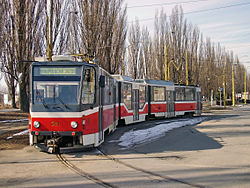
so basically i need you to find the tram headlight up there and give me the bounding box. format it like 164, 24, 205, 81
71, 121, 78, 129
33, 121, 40, 128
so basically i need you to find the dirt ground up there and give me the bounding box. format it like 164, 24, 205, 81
0, 110, 29, 150
0, 110, 28, 121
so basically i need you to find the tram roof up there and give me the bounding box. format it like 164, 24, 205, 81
31, 60, 98, 67
112, 75, 134, 82
136, 79, 174, 86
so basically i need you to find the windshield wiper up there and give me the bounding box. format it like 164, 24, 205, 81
36, 90, 48, 108
57, 97, 69, 109
42, 99, 49, 109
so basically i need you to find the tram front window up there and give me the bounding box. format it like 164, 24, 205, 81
33, 66, 81, 106
34, 81, 80, 105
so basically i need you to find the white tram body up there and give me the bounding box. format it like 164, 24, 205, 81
29, 59, 202, 152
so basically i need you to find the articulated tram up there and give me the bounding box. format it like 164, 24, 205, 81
29, 57, 202, 153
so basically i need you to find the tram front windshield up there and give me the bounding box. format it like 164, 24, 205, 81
33, 66, 81, 105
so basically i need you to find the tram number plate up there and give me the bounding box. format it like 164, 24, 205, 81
51, 121, 60, 127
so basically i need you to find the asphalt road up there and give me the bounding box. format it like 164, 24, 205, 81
1, 106, 250, 188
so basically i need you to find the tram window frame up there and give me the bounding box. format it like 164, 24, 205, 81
121, 82, 132, 110
103, 73, 109, 105
109, 77, 114, 104
175, 87, 185, 101
81, 67, 96, 105
32, 66, 82, 106
104, 76, 114, 105
139, 86, 146, 109
185, 88, 195, 101
166, 90, 171, 101
152, 86, 165, 102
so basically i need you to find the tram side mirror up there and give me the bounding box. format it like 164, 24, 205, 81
99, 75, 105, 88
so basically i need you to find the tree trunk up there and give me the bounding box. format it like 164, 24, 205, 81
19, 71, 29, 112
11, 79, 16, 108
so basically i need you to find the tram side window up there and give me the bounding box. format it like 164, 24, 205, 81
122, 83, 132, 110
175, 87, 185, 101
139, 86, 146, 109
104, 76, 113, 105
82, 67, 96, 104
185, 88, 195, 101
103, 75, 109, 105
109, 77, 114, 104
152, 87, 165, 101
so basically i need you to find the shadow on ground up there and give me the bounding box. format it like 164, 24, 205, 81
68, 114, 238, 157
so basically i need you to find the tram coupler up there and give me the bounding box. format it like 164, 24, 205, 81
47, 135, 61, 154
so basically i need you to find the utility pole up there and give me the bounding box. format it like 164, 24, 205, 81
223, 56, 226, 108
232, 62, 235, 106
244, 69, 247, 104
219, 87, 222, 106
164, 37, 168, 81
46, 0, 53, 61
50, 0, 53, 60
211, 89, 214, 106
185, 51, 189, 86
122, 50, 125, 75
167, 59, 175, 82
46, 15, 50, 61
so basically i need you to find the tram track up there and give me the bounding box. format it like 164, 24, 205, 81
56, 117, 208, 188
56, 153, 117, 188
97, 148, 207, 188
57, 148, 207, 188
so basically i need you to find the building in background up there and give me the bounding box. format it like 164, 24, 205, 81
0, 91, 19, 106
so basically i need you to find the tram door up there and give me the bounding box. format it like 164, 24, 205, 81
113, 86, 117, 127
197, 91, 202, 115
167, 90, 175, 117
98, 76, 105, 144
133, 89, 139, 121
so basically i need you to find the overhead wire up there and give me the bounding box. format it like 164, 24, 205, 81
184, 1, 250, 15
126, 1, 250, 63
127, 0, 209, 9
128, 1, 250, 23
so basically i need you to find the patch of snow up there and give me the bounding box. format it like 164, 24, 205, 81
6, 129, 29, 140
116, 117, 207, 149
0, 109, 20, 112
0, 119, 28, 123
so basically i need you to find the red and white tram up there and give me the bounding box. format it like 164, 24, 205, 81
174, 85, 202, 117
29, 58, 201, 153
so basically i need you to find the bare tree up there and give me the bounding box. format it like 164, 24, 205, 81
154, 9, 167, 80
69, 0, 127, 74
45, 0, 71, 55
186, 24, 200, 84
168, 6, 188, 83
0, 0, 45, 111
1, 1, 19, 108
0, 0, 4, 55
1, 0, 247, 107
146, 5, 248, 100
109, 4, 127, 74
127, 20, 141, 79
141, 27, 153, 79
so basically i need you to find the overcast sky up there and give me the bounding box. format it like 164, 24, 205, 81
124, 0, 250, 66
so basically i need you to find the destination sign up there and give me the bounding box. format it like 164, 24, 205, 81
40, 68, 76, 75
